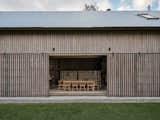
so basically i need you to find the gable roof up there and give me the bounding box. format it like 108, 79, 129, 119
0, 11, 160, 30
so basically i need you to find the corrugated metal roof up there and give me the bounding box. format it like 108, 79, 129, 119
0, 11, 160, 29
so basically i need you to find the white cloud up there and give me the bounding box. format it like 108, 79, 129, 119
132, 0, 150, 10
132, 0, 158, 10
97, 0, 112, 11
158, 0, 160, 10
0, 0, 112, 11
45, 0, 89, 11
0, 0, 90, 11
118, 0, 132, 11
118, 0, 159, 10
0, 0, 46, 11
0, 0, 159, 11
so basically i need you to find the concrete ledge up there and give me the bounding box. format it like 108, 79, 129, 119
0, 96, 160, 104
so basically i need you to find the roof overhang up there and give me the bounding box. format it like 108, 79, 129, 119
0, 27, 160, 31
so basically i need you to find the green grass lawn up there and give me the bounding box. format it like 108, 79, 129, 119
0, 103, 160, 120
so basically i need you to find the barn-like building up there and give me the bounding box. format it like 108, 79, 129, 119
0, 11, 160, 97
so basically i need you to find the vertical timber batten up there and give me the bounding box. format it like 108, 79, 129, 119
0, 53, 49, 97
0, 31, 160, 54
0, 53, 160, 97
107, 53, 160, 97
0, 30, 160, 97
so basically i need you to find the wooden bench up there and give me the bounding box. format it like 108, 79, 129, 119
58, 80, 63, 90
71, 81, 79, 91
62, 80, 72, 91
58, 80, 96, 91
86, 80, 96, 91
79, 80, 86, 91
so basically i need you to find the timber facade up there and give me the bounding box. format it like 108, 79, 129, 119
0, 30, 160, 97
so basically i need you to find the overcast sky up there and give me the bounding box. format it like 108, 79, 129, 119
0, 0, 159, 11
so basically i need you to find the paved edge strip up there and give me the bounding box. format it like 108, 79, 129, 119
0, 96, 160, 104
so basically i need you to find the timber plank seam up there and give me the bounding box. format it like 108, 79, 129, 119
0, 53, 49, 97
0, 53, 159, 97
107, 53, 160, 97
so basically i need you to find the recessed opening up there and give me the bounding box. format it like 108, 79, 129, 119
49, 55, 107, 96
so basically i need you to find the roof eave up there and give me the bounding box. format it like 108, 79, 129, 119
0, 27, 160, 31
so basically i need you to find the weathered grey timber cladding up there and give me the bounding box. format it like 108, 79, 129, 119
107, 53, 160, 97
0, 30, 160, 97
0, 31, 160, 54
0, 53, 49, 97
